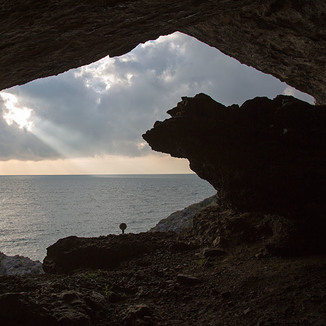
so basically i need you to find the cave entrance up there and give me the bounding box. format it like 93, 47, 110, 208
0, 32, 314, 261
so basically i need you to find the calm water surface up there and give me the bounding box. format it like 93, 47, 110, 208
0, 174, 215, 260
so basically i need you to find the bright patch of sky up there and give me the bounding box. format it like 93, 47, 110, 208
0, 92, 33, 131
0, 32, 314, 174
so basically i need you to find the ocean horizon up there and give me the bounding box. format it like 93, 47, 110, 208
0, 174, 215, 261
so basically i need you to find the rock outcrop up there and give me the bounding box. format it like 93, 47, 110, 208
191, 206, 312, 256
143, 94, 326, 215
143, 94, 326, 252
149, 195, 218, 233
0, 1, 326, 103
0, 252, 43, 275
43, 232, 195, 274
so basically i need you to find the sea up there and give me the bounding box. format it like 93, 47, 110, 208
0, 174, 215, 261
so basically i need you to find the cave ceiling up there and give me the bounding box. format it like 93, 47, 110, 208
0, 0, 325, 103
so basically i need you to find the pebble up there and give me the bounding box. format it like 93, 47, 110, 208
203, 248, 226, 258
177, 274, 201, 285
122, 304, 152, 326
243, 307, 251, 315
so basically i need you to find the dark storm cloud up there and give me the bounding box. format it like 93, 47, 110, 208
0, 32, 314, 161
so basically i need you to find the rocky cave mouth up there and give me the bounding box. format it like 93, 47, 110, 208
0, 2, 326, 325
0, 26, 324, 254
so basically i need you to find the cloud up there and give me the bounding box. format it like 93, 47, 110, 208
0, 32, 315, 161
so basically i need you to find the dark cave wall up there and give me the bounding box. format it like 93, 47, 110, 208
0, 0, 325, 103
183, 0, 326, 104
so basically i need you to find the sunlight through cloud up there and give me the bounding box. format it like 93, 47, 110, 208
0, 32, 316, 174
74, 57, 117, 93
74, 57, 135, 94
0, 92, 34, 130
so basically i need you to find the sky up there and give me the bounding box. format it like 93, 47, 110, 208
0, 32, 314, 175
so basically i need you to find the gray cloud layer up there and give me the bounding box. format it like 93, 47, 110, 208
0, 32, 314, 161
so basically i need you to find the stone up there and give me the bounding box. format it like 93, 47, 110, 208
0, 2, 326, 103
60, 290, 82, 304
243, 307, 251, 315
122, 304, 152, 326
177, 274, 201, 285
212, 237, 222, 247
43, 232, 177, 274
203, 248, 226, 258
56, 311, 90, 326
89, 291, 106, 305
212, 236, 229, 248
255, 249, 269, 259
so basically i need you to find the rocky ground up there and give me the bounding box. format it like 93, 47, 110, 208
0, 207, 325, 326
0, 252, 43, 276
149, 195, 218, 233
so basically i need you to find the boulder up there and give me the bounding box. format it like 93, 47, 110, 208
43, 232, 193, 274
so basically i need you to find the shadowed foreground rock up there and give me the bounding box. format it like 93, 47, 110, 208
1, 224, 325, 325
43, 232, 195, 274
